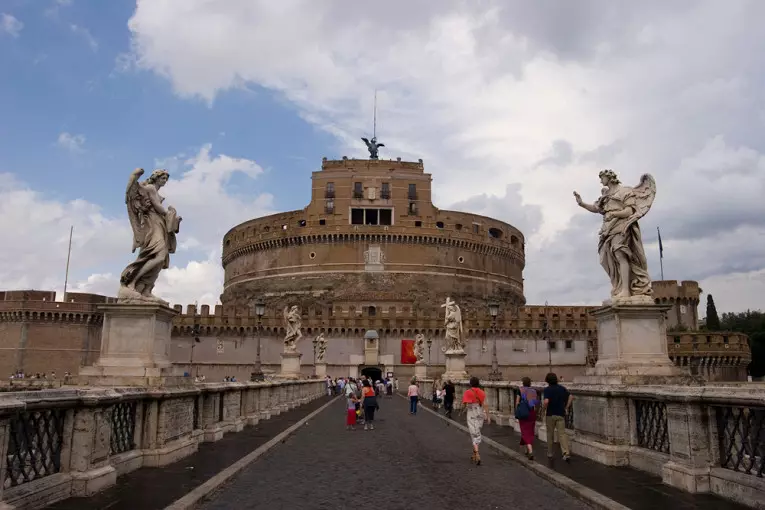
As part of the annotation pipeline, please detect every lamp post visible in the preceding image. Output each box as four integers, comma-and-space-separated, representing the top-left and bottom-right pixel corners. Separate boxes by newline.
426, 337, 433, 365
251, 298, 265, 382
544, 300, 552, 373
190, 324, 201, 377
488, 302, 502, 381
312, 336, 318, 377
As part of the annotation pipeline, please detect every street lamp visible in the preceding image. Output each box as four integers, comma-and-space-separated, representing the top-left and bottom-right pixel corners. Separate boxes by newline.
544, 300, 552, 373
251, 298, 266, 382
426, 337, 433, 365
488, 302, 502, 381
312, 336, 318, 377
190, 324, 201, 377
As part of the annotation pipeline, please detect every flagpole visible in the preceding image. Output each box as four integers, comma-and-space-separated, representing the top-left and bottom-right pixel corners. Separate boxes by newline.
657, 226, 664, 281
63, 226, 73, 302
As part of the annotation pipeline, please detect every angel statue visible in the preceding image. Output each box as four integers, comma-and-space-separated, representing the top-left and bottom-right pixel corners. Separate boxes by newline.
118, 168, 182, 305
361, 137, 384, 159
442, 297, 465, 353
573, 169, 656, 303
315, 333, 327, 362
414, 334, 426, 364
283, 305, 303, 353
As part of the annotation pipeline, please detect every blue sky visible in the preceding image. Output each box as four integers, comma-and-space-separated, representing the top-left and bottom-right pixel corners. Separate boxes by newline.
2, 1, 765, 312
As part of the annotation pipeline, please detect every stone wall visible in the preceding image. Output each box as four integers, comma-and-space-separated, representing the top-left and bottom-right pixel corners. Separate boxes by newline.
0, 380, 324, 509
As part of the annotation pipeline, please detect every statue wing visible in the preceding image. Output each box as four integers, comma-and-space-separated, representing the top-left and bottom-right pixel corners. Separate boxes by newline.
624, 173, 656, 225
377, 143, 385, 148
361, 137, 370, 147
125, 168, 149, 253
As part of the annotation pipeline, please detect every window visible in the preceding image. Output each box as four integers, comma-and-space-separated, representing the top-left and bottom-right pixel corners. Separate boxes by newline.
353, 182, 363, 199
414, 220, 422, 227
565, 340, 573, 350
408, 183, 417, 200
325, 182, 335, 198
365, 209, 378, 225
436, 221, 444, 229
319, 219, 326, 225
298, 219, 306, 227
325, 199, 334, 213
409, 202, 417, 215
472, 223, 480, 234
488, 227, 502, 239
455, 223, 462, 230
368, 306, 377, 317
381, 182, 390, 199
380, 209, 392, 225
351, 208, 364, 225
548, 341, 557, 351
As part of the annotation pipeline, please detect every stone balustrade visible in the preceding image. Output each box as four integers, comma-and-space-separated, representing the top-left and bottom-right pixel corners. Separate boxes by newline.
445, 379, 764, 508
0, 380, 324, 509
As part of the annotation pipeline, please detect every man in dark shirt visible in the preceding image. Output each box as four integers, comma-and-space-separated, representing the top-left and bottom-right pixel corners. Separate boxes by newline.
443, 380, 456, 418
542, 372, 572, 461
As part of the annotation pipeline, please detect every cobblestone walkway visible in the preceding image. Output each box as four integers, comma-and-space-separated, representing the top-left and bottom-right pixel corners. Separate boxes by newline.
199, 395, 593, 510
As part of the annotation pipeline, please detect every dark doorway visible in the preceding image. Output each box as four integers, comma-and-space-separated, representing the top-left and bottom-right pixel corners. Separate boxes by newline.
361, 366, 383, 382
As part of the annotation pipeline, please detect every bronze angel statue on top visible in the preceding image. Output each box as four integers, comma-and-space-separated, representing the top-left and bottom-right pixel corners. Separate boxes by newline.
118, 168, 182, 305
573, 170, 656, 303
361, 137, 384, 159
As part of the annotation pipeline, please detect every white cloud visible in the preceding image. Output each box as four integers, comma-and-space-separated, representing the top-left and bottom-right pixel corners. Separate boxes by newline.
70, 24, 98, 51
124, 1, 765, 312
0, 14, 23, 37
1, 145, 273, 307
56, 132, 86, 153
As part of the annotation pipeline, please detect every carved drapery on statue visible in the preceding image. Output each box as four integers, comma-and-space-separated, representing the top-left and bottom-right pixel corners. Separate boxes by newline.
315, 333, 327, 362
414, 334, 425, 364
442, 297, 465, 353
574, 170, 656, 303
283, 305, 302, 353
118, 168, 182, 305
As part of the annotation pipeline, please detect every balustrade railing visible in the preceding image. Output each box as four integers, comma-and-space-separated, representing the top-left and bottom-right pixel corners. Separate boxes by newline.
4, 408, 66, 488
110, 401, 137, 455
634, 399, 670, 454
715, 405, 765, 478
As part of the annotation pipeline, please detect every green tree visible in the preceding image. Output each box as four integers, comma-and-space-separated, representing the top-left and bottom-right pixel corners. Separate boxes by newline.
705, 294, 721, 331
720, 310, 765, 378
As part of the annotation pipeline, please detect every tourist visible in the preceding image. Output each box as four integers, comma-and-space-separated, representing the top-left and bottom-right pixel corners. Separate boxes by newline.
394, 378, 399, 391
462, 376, 489, 465
407, 379, 420, 414
385, 378, 393, 398
443, 379, 455, 418
326, 376, 333, 396
515, 377, 538, 460
346, 388, 358, 431
361, 379, 378, 430
542, 372, 572, 462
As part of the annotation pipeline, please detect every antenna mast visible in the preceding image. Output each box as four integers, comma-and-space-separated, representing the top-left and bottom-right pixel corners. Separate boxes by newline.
63, 225, 73, 302
373, 89, 377, 139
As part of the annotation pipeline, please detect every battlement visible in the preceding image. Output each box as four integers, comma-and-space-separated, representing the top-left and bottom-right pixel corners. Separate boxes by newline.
319, 157, 425, 173
652, 280, 701, 301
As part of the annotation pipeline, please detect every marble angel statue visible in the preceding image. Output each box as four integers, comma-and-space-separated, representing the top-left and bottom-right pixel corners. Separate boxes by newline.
442, 297, 465, 353
573, 169, 656, 303
283, 305, 303, 352
315, 333, 327, 362
414, 334, 426, 364
118, 168, 181, 305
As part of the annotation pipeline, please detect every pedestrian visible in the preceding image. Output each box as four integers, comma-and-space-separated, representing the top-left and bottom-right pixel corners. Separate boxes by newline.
515, 376, 538, 460
361, 380, 378, 430
394, 378, 399, 391
385, 378, 393, 398
346, 389, 358, 431
462, 376, 489, 465
542, 372, 572, 462
443, 379, 455, 418
407, 379, 420, 415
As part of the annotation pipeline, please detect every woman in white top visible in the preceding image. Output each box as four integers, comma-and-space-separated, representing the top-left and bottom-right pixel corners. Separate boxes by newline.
407, 380, 420, 415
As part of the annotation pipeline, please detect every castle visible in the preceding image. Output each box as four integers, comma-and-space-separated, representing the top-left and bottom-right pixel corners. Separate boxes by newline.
0, 158, 751, 382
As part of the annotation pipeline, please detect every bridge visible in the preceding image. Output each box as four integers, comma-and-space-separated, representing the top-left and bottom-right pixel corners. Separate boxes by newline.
1, 379, 759, 510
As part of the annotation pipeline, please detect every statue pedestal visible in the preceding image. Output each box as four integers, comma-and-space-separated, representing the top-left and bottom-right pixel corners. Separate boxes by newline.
78, 304, 189, 387
442, 351, 468, 382
278, 351, 302, 380
576, 303, 690, 385
315, 362, 327, 378
414, 363, 428, 381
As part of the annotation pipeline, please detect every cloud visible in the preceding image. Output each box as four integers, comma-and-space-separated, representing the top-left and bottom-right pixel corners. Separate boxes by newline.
73, 2, 765, 312
70, 24, 98, 51
0, 14, 23, 37
1, 145, 273, 306
56, 132, 86, 153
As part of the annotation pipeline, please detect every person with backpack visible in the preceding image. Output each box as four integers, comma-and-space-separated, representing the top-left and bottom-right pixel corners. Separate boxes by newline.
461, 376, 489, 465
515, 376, 538, 460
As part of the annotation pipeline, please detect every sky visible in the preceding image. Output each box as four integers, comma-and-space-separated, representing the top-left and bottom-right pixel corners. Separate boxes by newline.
1, 0, 764, 314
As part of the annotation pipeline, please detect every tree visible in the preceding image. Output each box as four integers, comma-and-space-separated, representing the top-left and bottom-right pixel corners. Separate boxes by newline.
705, 294, 721, 331
720, 310, 765, 378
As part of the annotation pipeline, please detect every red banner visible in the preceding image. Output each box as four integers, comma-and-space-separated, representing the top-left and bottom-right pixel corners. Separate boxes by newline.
401, 339, 416, 364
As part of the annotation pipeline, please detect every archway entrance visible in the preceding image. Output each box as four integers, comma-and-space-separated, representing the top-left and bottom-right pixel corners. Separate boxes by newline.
361, 366, 383, 382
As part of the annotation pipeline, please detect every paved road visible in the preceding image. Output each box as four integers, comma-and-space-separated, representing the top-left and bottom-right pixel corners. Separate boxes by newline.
199, 396, 592, 510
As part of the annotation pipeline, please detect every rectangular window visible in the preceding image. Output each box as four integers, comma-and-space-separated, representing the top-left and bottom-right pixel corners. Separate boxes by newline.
351, 208, 364, 225
379, 209, 392, 225
365, 208, 378, 225
472, 223, 480, 234
548, 341, 557, 351
381, 182, 390, 199
325, 199, 334, 214
408, 183, 417, 200
353, 182, 363, 199
565, 340, 573, 350
409, 202, 417, 215
325, 182, 335, 198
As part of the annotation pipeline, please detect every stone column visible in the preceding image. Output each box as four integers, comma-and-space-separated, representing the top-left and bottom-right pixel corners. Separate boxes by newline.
662, 401, 713, 492
68, 403, 118, 496
258, 384, 271, 421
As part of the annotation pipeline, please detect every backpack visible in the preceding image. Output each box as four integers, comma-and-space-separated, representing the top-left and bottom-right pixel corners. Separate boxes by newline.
515, 391, 533, 420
